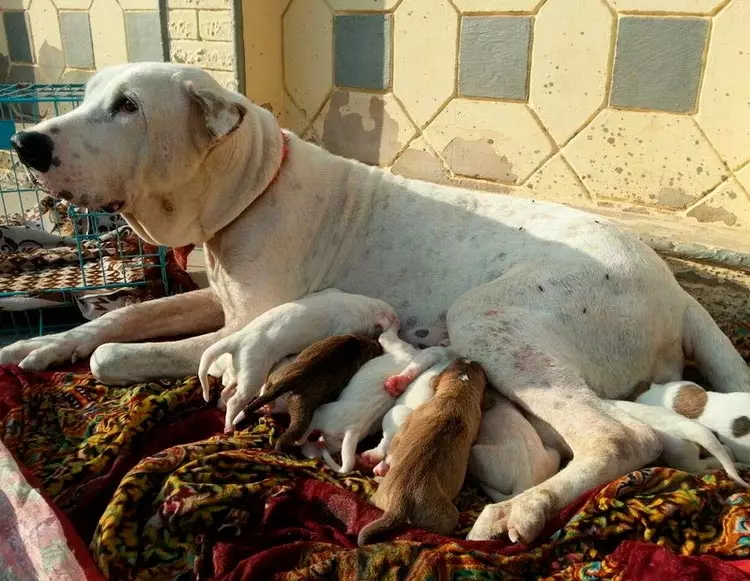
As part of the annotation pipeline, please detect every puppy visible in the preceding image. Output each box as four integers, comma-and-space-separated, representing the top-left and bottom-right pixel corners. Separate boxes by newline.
636, 381, 750, 464
300, 325, 425, 473
609, 399, 749, 488
468, 390, 561, 501
241, 334, 383, 451
357, 359, 487, 545
361, 346, 455, 472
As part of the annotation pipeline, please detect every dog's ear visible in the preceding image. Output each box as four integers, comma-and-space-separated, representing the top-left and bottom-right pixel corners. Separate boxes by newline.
184, 81, 246, 142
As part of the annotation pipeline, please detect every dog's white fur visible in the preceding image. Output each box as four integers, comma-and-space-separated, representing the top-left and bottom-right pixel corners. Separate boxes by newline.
3, 63, 750, 543
362, 346, 455, 472
197, 288, 397, 414
637, 381, 750, 464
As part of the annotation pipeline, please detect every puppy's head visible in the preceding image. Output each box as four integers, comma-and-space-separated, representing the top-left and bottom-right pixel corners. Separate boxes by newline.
434, 358, 487, 391
11, 63, 250, 246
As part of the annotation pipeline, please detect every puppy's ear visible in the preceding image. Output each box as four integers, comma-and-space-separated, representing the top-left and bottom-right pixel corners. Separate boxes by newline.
185, 80, 246, 142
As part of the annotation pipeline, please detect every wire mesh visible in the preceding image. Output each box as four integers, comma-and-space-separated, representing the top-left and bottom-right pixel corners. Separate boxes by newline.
0, 83, 170, 344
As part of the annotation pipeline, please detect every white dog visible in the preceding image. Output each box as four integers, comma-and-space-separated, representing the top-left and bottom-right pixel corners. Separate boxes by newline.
4, 62, 750, 543
637, 381, 750, 464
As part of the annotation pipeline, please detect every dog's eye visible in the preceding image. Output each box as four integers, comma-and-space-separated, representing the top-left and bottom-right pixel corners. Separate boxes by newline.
113, 97, 138, 115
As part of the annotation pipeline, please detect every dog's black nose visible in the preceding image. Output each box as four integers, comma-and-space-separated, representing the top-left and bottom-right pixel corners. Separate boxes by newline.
10, 130, 54, 173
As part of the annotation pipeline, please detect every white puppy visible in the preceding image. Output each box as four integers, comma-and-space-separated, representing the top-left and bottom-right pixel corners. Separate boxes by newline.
301, 326, 424, 473
197, 288, 397, 421
609, 400, 748, 488
636, 381, 750, 464
469, 391, 561, 502
360, 346, 456, 473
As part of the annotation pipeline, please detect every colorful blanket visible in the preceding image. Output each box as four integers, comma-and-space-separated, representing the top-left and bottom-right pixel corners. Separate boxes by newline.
1, 363, 749, 580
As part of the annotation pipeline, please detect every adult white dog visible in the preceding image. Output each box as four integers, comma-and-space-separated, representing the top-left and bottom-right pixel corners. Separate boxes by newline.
3, 63, 749, 544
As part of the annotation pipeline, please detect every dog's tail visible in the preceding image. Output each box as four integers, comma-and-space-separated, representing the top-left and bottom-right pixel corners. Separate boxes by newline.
358, 503, 409, 546
682, 295, 750, 393
322, 429, 358, 474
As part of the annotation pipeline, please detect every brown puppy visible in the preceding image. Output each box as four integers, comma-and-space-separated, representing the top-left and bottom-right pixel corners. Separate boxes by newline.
358, 358, 487, 545
243, 334, 383, 451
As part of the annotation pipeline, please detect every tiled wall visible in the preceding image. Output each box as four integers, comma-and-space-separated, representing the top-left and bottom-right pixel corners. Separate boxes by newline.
0, 0, 240, 91
167, 0, 238, 90
278, 0, 750, 230
0, 0, 165, 86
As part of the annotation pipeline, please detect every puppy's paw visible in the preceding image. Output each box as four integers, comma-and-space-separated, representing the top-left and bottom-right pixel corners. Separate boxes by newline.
384, 375, 411, 397
360, 449, 384, 469
373, 461, 390, 477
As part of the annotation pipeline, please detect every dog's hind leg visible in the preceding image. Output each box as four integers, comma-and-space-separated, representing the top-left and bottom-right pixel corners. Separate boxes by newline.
275, 397, 314, 451
450, 312, 661, 544
0, 288, 223, 372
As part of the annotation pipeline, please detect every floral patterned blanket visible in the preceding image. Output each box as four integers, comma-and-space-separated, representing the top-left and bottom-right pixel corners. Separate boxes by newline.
1, 361, 750, 580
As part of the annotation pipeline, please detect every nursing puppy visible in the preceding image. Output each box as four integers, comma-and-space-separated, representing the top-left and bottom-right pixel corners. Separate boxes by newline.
636, 381, 750, 464
242, 334, 383, 451
361, 346, 456, 472
469, 391, 561, 502
609, 400, 749, 488
198, 288, 397, 408
358, 359, 486, 545
301, 327, 425, 473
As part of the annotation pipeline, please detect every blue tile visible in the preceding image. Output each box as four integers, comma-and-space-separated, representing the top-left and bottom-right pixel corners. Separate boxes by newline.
611, 17, 709, 113
459, 16, 532, 101
60, 12, 94, 69
334, 14, 391, 91
4, 12, 33, 64
125, 11, 165, 62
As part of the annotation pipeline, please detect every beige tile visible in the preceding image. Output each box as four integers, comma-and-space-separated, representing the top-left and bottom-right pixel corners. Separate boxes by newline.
453, 0, 544, 12
737, 164, 750, 194
90, 0, 128, 67
424, 99, 554, 184
313, 90, 416, 166
168, 0, 229, 8
392, 0, 457, 128
282, 92, 309, 135
565, 109, 726, 208
521, 153, 593, 206
118, 0, 158, 8
530, 0, 613, 144
696, 0, 750, 170
608, 0, 726, 14
53, 0, 93, 9
27, 0, 65, 82
283, 0, 332, 119
199, 10, 233, 42
206, 69, 238, 91
243, 1, 284, 117
326, 0, 401, 10
168, 9, 199, 40
390, 135, 452, 184
170, 40, 235, 71
684, 178, 750, 229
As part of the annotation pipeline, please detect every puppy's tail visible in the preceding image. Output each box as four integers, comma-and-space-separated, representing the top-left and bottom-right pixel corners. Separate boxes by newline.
358, 504, 409, 546
683, 295, 750, 393
322, 429, 358, 474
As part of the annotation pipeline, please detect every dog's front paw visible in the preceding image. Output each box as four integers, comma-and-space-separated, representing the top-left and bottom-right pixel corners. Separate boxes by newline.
1, 331, 93, 370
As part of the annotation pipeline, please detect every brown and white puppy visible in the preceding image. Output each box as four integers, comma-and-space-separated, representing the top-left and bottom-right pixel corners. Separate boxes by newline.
357, 358, 487, 545
242, 334, 383, 451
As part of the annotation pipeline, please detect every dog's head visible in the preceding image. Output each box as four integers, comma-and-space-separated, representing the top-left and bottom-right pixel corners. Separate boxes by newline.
10, 63, 269, 246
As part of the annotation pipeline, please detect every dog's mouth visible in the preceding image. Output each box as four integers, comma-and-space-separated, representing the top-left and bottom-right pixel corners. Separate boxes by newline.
26, 170, 125, 213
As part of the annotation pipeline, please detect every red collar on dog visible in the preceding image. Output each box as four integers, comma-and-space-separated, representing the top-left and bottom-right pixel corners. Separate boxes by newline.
172, 130, 290, 271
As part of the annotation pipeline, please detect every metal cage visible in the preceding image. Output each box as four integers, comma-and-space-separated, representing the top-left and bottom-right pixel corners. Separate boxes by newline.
0, 83, 169, 345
